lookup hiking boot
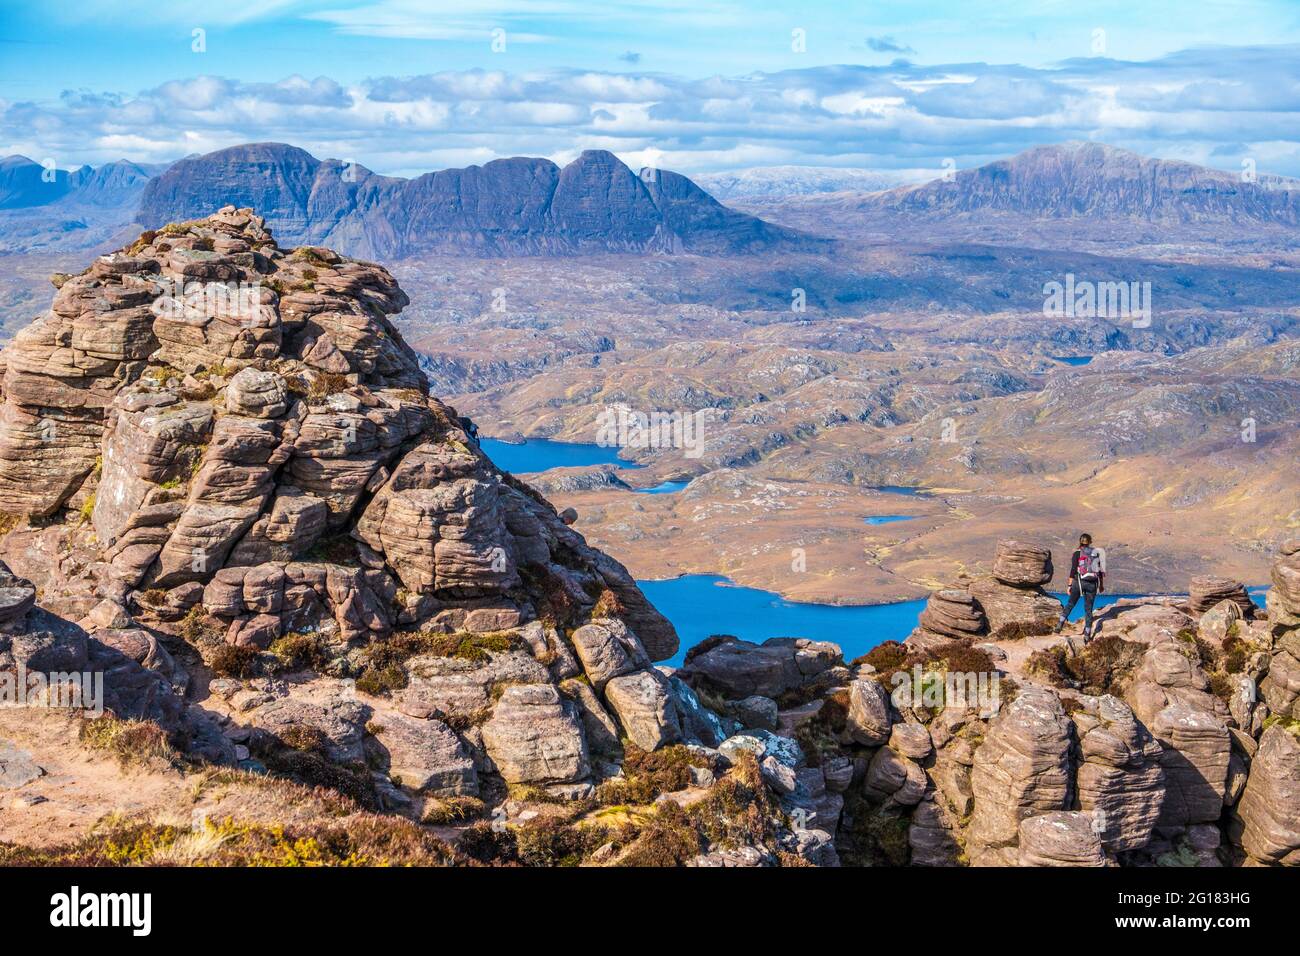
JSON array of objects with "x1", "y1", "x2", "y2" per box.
[{"x1": 1054, "y1": 616, "x2": 1066, "y2": 634}]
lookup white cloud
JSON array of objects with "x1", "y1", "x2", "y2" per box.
[{"x1": 5, "y1": 45, "x2": 1300, "y2": 177}]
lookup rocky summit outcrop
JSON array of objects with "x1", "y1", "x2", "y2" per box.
[
  {"x1": 0, "y1": 209, "x2": 677, "y2": 656},
  {"x1": 905, "y1": 540, "x2": 1060, "y2": 648},
  {"x1": 0, "y1": 212, "x2": 799, "y2": 825}
]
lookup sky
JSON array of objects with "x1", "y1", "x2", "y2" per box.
[{"x1": 3, "y1": 0, "x2": 1300, "y2": 178}]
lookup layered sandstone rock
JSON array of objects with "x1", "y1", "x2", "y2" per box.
[
  {"x1": 0, "y1": 210, "x2": 678, "y2": 661},
  {"x1": 916, "y1": 588, "x2": 987, "y2": 641},
  {"x1": 846, "y1": 677, "x2": 893, "y2": 746},
  {"x1": 1017, "y1": 812, "x2": 1108, "y2": 867},
  {"x1": 968, "y1": 540, "x2": 1062, "y2": 639},
  {"x1": 1073, "y1": 694, "x2": 1165, "y2": 852},
  {"x1": 1236, "y1": 725, "x2": 1300, "y2": 865},
  {"x1": 967, "y1": 688, "x2": 1073, "y2": 862},
  {"x1": 481, "y1": 683, "x2": 590, "y2": 785},
  {"x1": 679, "y1": 635, "x2": 841, "y2": 699},
  {"x1": 992, "y1": 541, "x2": 1054, "y2": 587},
  {"x1": 1188, "y1": 576, "x2": 1256, "y2": 617}
]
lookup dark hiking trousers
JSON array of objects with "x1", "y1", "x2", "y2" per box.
[{"x1": 1064, "y1": 577, "x2": 1099, "y2": 636}]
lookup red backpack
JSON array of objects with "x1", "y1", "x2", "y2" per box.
[{"x1": 1077, "y1": 547, "x2": 1101, "y2": 580}]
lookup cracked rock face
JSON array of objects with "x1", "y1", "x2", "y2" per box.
[
  {"x1": 1236, "y1": 725, "x2": 1300, "y2": 865},
  {"x1": 967, "y1": 687, "x2": 1074, "y2": 860}
]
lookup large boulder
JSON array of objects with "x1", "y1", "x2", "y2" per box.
[
  {"x1": 1017, "y1": 812, "x2": 1108, "y2": 867},
  {"x1": 248, "y1": 695, "x2": 371, "y2": 765},
  {"x1": 481, "y1": 683, "x2": 590, "y2": 785},
  {"x1": 603, "y1": 668, "x2": 682, "y2": 751},
  {"x1": 917, "y1": 589, "x2": 987, "y2": 639},
  {"x1": 846, "y1": 678, "x2": 893, "y2": 746},
  {"x1": 569, "y1": 618, "x2": 650, "y2": 691},
  {"x1": 680, "y1": 636, "x2": 839, "y2": 699},
  {"x1": 1188, "y1": 575, "x2": 1255, "y2": 617},
  {"x1": 992, "y1": 540, "x2": 1053, "y2": 587},
  {"x1": 369, "y1": 712, "x2": 478, "y2": 797}
]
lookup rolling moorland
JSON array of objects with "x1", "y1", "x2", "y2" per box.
[{"x1": 0, "y1": 141, "x2": 1297, "y2": 604}]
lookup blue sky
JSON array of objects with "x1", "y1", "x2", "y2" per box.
[{"x1": 4, "y1": 0, "x2": 1300, "y2": 177}]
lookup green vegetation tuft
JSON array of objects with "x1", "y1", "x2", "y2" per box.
[{"x1": 79, "y1": 717, "x2": 181, "y2": 769}]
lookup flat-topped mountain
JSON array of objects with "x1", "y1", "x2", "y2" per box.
[
  {"x1": 732, "y1": 143, "x2": 1300, "y2": 251},
  {"x1": 870, "y1": 142, "x2": 1300, "y2": 223},
  {"x1": 136, "y1": 143, "x2": 816, "y2": 258}
]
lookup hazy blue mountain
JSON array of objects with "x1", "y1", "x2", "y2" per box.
[
  {"x1": 695, "y1": 165, "x2": 910, "y2": 201},
  {"x1": 136, "y1": 143, "x2": 819, "y2": 257}
]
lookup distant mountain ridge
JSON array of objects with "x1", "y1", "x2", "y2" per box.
[
  {"x1": 136, "y1": 143, "x2": 817, "y2": 257},
  {"x1": 0, "y1": 156, "x2": 163, "y2": 210},
  {"x1": 694, "y1": 165, "x2": 912, "y2": 201},
  {"x1": 783, "y1": 142, "x2": 1300, "y2": 225},
  {"x1": 6, "y1": 141, "x2": 1300, "y2": 259},
  {"x1": 0, "y1": 156, "x2": 168, "y2": 254}
]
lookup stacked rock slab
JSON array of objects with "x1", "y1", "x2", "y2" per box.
[
  {"x1": 968, "y1": 540, "x2": 1063, "y2": 639},
  {"x1": 908, "y1": 588, "x2": 987, "y2": 649},
  {"x1": 0, "y1": 255, "x2": 162, "y2": 515},
  {"x1": 1188, "y1": 576, "x2": 1256, "y2": 617},
  {"x1": 1072, "y1": 694, "x2": 1165, "y2": 852},
  {"x1": 1125, "y1": 641, "x2": 1231, "y2": 831}
]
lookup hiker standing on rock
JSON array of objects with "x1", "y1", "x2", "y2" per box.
[{"x1": 1057, "y1": 533, "x2": 1105, "y2": 639}]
